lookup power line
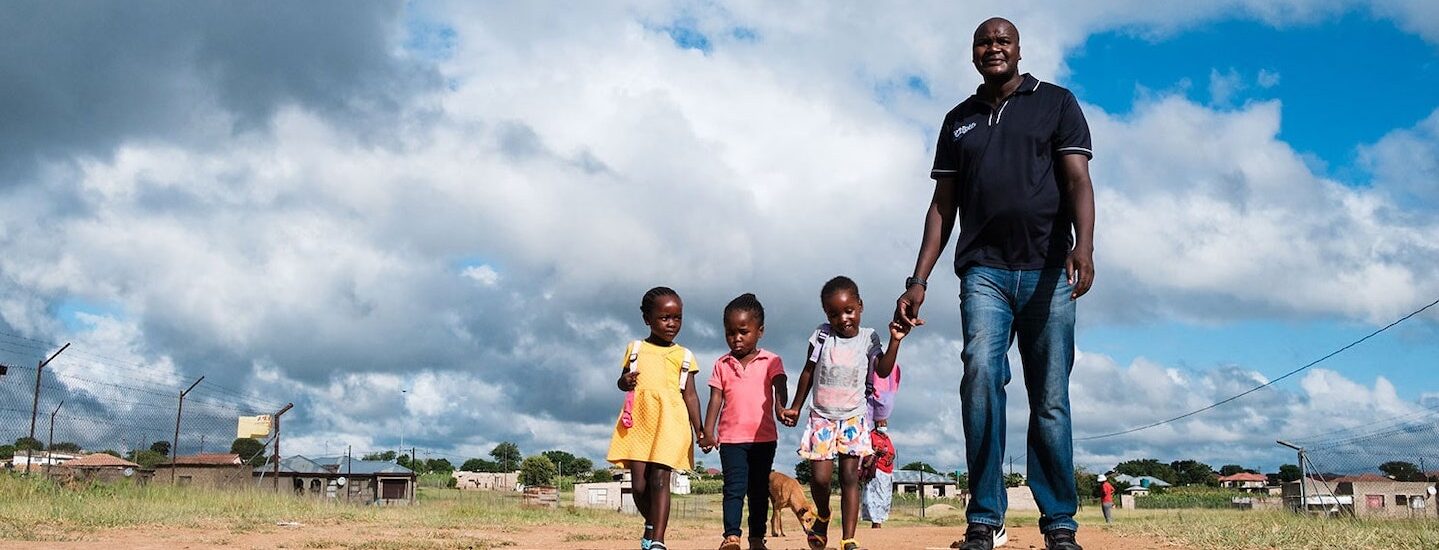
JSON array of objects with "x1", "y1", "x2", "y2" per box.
[{"x1": 1076, "y1": 296, "x2": 1439, "y2": 442}]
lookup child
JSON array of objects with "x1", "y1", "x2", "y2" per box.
[
  {"x1": 780, "y1": 276, "x2": 907, "y2": 550},
  {"x1": 861, "y1": 363, "x2": 900, "y2": 528},
  {"x1": 699, "y1": 293, "x2": 789, "y2": 550},
  {"x1": 607, "y1": 286, "x2": 706, "y2": 550}
]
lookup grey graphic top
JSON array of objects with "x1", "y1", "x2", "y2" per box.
[{"x1": 808, "y1": 324, "x2": 882, "y2": 421}]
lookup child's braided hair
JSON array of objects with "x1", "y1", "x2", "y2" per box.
[
  {"x1": 640, "y1": 286, "x2": 680, "y2": 318},
  {"x1": 723, "y1": 293, "x2": 765, "y2": 326}
]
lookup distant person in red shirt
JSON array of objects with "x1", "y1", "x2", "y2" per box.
[
  {"x1": 1098, "y1": 475, "x2": 1114, "y2": 524},
  {"x1": 860, "y1": 421, "x2": 896, "y2": 528}
]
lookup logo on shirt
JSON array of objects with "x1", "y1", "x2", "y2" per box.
[{"x1": 952, "y1": 122, "x2": 977, "y2": 140}]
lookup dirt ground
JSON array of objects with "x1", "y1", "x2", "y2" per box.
[{"x1": 0, "y1": 521, "x2": 1180, "y2": 550}]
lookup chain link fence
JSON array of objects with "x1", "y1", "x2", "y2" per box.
[{"x1": 1284, "y1": 405, "x2": 1439, "y2": 519}]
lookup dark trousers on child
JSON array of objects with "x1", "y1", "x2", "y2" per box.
[{"x1": 719, "y1": 441, "x2": 777, "y2": 538}]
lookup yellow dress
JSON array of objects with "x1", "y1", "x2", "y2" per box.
[{"x1": 606, "y1": 340, "x2": 697, "y2": 470}]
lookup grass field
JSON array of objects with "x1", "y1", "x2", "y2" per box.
[{"x1": 3, "y1": 474, "x2": 1439, "y2": 549}]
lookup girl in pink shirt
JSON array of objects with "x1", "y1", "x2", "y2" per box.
[{"x1": 700, "y1": 293, "x2": 789, "y2": 550}]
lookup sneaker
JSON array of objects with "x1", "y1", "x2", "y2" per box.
[
  {"x1": 1044, "y1": 529, "x2": 1082, "y2": 550},
  {"x1": 992, "y1": 524, "x2": 1008, "y2": 547},
  {"x1": 950, "y1": 523, "x2": 996, "y2": 550},
  {"x1": 719, "y1": 535, "x2": 742, "y2": 550}
]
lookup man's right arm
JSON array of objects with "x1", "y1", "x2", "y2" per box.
[{"x1": 894, "y1": 178, "x2": 957, "y2": 328}]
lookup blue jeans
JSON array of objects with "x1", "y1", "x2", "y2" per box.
[
  {"x1": 959, "y1": 266, "x2": 1078, "y2": 533},
  {"x1": 719, "y1": 441, "x2": 777, "y2": 538}
]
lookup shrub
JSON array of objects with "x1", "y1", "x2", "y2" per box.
[
  {"x1": 519, "y1": 455, "x2": 558, "y2": 487},
  {"x1": 690, "y1": 478, "x2": 724, "y2": 494}
]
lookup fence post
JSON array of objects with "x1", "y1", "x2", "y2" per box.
[
  {"x1": 171, "y1": 376, "x2": 204, "y2": 484},
  {"x1": 45, "y1": 401, "x2": 63, "y2": 477},
  {"x1": 25, "y1": 343, "x2": 69, "y2": 475},
  {"x1": 272, "y1": 403, "x2": 294, "y2": 492}
]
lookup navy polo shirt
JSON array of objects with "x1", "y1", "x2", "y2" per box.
[{"x1": 931, "y1": 73, "x2": 1092, "y2": 273}]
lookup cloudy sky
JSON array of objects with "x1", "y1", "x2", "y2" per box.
[{"x1": 2, "y1": 1, "x2": 1438, "y2": 476}]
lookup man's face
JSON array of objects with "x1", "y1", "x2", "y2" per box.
[{"x1": 971, "y1": 20, "x2": 1020, "y2": 79}]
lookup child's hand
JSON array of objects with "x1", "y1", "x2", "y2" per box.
[
  {"x1": 698, "y1": 434, "x2": 716, "y2": 453},
  {"x1": 889, "y1": 321, "x2": 912, "y2": 341},
  {"x1": 618, "y1": 370, "x2": 639, "y2": 391},
  {"x1": 778, "y1": 408, "x2": 800, "y2": 427}
]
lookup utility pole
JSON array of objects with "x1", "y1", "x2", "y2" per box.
[
  {"x1": 45, "y1": 401, "x2": 63, "y2": 477},
  {"x1": 171, "y1": 376, "x2": 204, "y2": 484},
  {"x1": 25, "y1": 343, "x2": 69, "y2": 475},
  {"x1": 1278, "y1": 440, "x2": 1305, "y2": 514},
  {"x1": 272, "y1": 403, "x2": 294, "y2": 492}
]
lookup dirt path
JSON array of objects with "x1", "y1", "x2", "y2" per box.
[{"x1": 0, "y1": 522, "x2": 1180, "y2": 550}]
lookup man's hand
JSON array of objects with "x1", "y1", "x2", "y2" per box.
[
  {"x1": 1065, "y1": 246, "x2": 1095, "y2": 300},
  {"x1": 618, "y1": 370, "x2": 639, "y2": 392},
  {"x1": 894, "y1": 285, "x2": 928, "y2": 329}
]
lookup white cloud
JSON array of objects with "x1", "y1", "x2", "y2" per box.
[{"x1": 461, "y1": 265, "x2": 500, "y2": 287}]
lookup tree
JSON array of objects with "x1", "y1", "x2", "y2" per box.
[
  {"x1": 1219, "y1": 464, "x2": 1247, "y2": 477},
  {"x1": 519, "y1": 455, "x2": 558, "y2": 486},
  {"x1": 461, "y1": 458, "x2": 499, "y2": 472},
  {"x1": 0, "y1": 444, "x2": 13, "y2": 459},
  {"x1": 793, "y1": 460, "x2": 838, "y2": 486},
  {"x1": 1003, "y1": 472, "x2": 1026, "y2": 488},
  {"x1": 574, "y1": 457, "x2": 594, "y2": 474},
  {"x1": 230, "y1": 438, "x2": 268, "y2": 467},
  {"x1": 49, "y1": 441, "x2": 82, "y2": 453},
  {"x1": 1378, "y1": 461, "x2": 1426, "y2": 482},
  {"x1": 900, "y1": 461, "x2": 939, "y2": 474},
  {"x1": 542, "y1": 450, "x2": 583, "y2": 476},
  {"x1": 99, "y1": 449, "x2": 121, "y2": 458},
  {"x1": 490, "y1": 442, "x2": 521, "y2": 471},
  {"x1": 363, "y1": 450, "x2": 398, "y2": 462},
  {"x1": 1277, "y1": 464, "x2": 1302, "y2": 482},
  {"x1": 1113, "y1": 458, "x2": 1176, "y2": 484},
  {"x1": 1169, "y1": 460, "x2": 1217, "y2": 486},
  {"x1": 129, "y1": 449, "x2": 166, "y2": 468},
  {"x1": 1074, "y1": 468, "x2": 1099, "y2": 500},
  {"x1": 14, "y1": 437, "x2": 43, "y2": 452},
  {"x1": 149, "y1": 441, "x2": 172, "y2": 455},
  {"x1": 427, "y1": 458, "x2": 454, "y2": 473},
  {"x1": 589, "y1": 468, "x2": 616, "y2": 483}
]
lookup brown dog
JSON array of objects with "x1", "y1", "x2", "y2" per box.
[{"x1": 768, "y1": 470, "x2": 816, "y2": 538}]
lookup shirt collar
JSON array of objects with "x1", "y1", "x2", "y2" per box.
[
  {"x1": 972, "y1": 73, "x2": 1041, "y2": 98},
  {"x1": 718, "y1": 348, "x2": 775, "y2": 367}
]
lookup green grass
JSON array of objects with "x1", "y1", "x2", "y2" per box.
[{"x1": 1107, "y1": 508, "x2": 1439, "y2": 550}]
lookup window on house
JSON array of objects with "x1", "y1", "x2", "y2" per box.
[
  {"x1": 1366, "y1": 495, "x2": 1384, "y2": 508},
  {"x1": 1396, "y1": 495, "x2": 1408, "y2": 506}
]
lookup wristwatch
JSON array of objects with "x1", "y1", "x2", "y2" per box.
[{"x1": 905, "y1": 276, "x2": 927, "y2": 290}]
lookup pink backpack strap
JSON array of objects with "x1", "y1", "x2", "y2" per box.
[{"x1": 619, "y1": 340, "x2": 642, "y2": 428}]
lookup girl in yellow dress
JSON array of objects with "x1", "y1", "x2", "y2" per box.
[{"x1": 607, "y1": 286, "x2": 706, "y2": 550}]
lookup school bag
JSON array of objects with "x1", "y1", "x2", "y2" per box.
[{"x1": 619, "y1": 340, "x2": 694, "y2": 428}]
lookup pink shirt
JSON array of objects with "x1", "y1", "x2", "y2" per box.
[{"x1": 708, "y1": 349, "x2": 786, "y2": 444}]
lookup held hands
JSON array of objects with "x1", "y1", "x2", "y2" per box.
[
  {"x1": 778, "y1": 407, "x2": 800, "y2": 427},
  {"x1": 894, "y1": 285, "x2": 927, "y2": 330},
  {"x1": 888, "y1": 321, "x2": 912, "y2": 342},
  {"x1": 697, "y1": 432, "x2": 715, "y2": 453},
  {"x1": 617, "y1": 370, "x2": 639, "y2": 392}
]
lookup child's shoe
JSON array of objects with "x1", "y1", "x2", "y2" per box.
[
  {"x1": 719, "y1": 535, "x2": 742, "y2": 550},
  {"x1": 807, "y1": 515, "x2": 830, "y2": 550},
  {"x1": 841, "y1": 539, "x2": 864, "y2": 550},
  {"x1": 747, "y1": 536, "x2": 769, "y2": 550}
]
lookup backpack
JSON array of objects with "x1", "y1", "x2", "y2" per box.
[{"x1": 619, "y1": 340, "x2": 693, "y2": 428}]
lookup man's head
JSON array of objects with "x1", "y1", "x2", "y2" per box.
[{"x1": 972, "y1": 17, "x2": 1020, "y2": 80}]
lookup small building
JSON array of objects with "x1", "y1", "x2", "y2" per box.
[
  {"x1": 154, "y1": 453, "x2": 249, "y2": 488},
  {"x1": 1125, "y1": 485, "x2": 1152, "y2": 497},
  {"x1": 891, "y1": 470, "x2": 959, "y2": 498},
  {"x1": 1282, "y1": 477, "x2": 1354, "y2": 515},
  {"x1": 1335, "y1": 475, "x2": 1433, "y2": 519},
  {"x1": 11, "y1": 450, "x2": 78, "y2": 470},
  {"x1": 1218, "y1": 472, "x2": 1269, "y2": 493},
  {"x1": 453, "y1": 471, "x2": 520, "y2": 490},
  {"x1": 1112, "y1": 474, "x2": 1172, "y2": 490},
  {"x1": 55, "y1": 453, "x2": 151, "y2": 484},
  {"x1": 256, "y1": 455, "x2": 416, "y2": 505},
  {"x1": 573, "y1": 481, "x2": 625, "y2": 510}
]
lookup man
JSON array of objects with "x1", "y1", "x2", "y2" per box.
[
  {"x1": 893, "y1": 17, "x2": 1095, "y2": 550},
  {"x1": 1098, "y1": 475, "x2": 1115, "y2": 524}
]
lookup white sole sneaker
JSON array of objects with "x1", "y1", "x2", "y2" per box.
[{"x1": 992, "y1": 525, "x2": 1008, "y2": 547}]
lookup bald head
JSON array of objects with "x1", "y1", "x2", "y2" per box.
[
  {"x1": 974, "y1": 17, "x2": 1019, "y2": 41},
  {"x1": 971, "y1": 17, "x2": 1021, "y2": 81}
]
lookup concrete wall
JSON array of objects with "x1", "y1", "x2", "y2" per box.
[
  {"x1": 154, "y1": 465, "x2": 248, "y2": 488},
  {"x1": 454, "y1": 471, "x2": 520, "y2": 491},
  {"x1": 573, "y1": 482, "x2": 624, "y2": 510},
  {"x1": 1345, "y1": 481, "x2": 1435, "y2": 519}
]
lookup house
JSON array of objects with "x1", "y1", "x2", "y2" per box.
[
  {"x1": 1334, "y1": 475, "x2": 1434, "y2": 519},
  {"x1": 1218, "y1": 472, "x2": 1269, "y2": 493},
  {"x1": 153, "y1": 453, "x2": 249, "y2": 488},
  {"x1": 10, "y1": 450, "x2": 78, "y2": 471},
  {"x1": 1282, "y1": 477, "x2": 1354, "y2": 515},
  {"x1": 1124, "y1": 485, "x2": 1152, "y2": 497},
  {"x1": 891, "y1": 470, "x2": 960, "y2": 498},
  {"x1": 256, "y1": 455, "x2": 417, "y2": 505},
  {"x1": 573, "y1": 481, "x2": 625, "y2": 510},
  {"x1": 55, "y1": 453, "x2": 151, "y2": 484},
  {"x1": 453, "y1": 470, "x2": 520, "y2": 491}
]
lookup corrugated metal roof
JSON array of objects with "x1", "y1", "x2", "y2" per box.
[
  {"x1": 300, "y1": 455, "x2": 415, "y2": 476},
  {"x1": 890, "y1": 470, "x2": 955, "y2": 484}
]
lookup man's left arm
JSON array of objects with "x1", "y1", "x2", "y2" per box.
[{"x1": 1059, "y1": 154, "x2": 1094, "y2": 300}]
